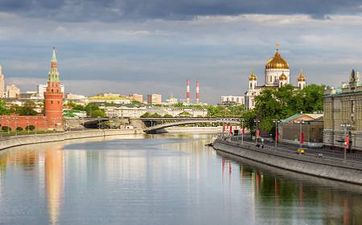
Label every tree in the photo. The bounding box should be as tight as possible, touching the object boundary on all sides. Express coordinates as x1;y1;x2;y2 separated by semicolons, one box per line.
251;84;325;132
13;100;37;116
0;100;10;115
85;103;106;117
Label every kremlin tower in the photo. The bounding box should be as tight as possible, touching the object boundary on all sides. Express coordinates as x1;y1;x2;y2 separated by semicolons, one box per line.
44;48;63;129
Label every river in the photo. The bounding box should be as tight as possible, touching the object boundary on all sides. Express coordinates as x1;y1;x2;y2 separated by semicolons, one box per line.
0;134;361;225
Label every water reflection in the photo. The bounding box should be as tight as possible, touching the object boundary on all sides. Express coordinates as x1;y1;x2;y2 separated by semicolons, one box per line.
233;160;362;225
0;135;360;225
45;144;64;225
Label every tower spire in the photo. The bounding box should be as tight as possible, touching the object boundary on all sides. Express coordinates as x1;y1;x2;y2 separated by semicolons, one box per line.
48;47;60;82
52;47;57;62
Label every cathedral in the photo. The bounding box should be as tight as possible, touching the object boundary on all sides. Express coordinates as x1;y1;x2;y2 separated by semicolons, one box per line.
244;47;307;109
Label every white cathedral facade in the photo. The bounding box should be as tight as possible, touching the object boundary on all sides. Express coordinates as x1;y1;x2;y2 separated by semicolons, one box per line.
244;48;307;109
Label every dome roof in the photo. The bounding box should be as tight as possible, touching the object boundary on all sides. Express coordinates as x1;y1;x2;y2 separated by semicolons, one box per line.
249;72;257;81
297;72;306;82
279;73;287;81
265;50;289;70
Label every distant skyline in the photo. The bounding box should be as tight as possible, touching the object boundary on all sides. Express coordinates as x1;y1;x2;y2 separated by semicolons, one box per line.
2;1;362;103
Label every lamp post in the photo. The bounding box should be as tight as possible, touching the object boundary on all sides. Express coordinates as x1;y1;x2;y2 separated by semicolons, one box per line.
298;120;305;149
341;123;351;162
254;119;260;144
241;118;244;144
273;120;281;148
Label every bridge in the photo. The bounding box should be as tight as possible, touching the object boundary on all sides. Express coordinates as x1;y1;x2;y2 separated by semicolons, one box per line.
142;117;240;133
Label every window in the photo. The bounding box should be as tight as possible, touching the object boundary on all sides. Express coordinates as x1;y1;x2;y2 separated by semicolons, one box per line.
51;100;53;104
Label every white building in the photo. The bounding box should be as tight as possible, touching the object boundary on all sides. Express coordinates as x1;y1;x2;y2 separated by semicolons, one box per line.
6;84;20;98
220;96;244;105
244;47;306;109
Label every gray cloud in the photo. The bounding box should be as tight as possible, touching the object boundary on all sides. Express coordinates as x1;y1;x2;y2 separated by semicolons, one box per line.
0;0;362;21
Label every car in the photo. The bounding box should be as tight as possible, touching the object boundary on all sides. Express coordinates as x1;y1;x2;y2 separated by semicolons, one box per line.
297;148;305;154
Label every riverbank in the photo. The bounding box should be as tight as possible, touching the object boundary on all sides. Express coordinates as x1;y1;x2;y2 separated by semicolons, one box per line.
0;129;144;151
213;138;362;185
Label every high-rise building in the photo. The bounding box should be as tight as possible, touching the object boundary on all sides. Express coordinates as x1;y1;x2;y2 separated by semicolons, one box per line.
0;65;5;98
44;48;63;129
147;94;162;105
6;84;20;98
129;93;143;103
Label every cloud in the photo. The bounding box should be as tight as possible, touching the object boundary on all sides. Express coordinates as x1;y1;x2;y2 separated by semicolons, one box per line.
0;0;362;22
1;6;362;103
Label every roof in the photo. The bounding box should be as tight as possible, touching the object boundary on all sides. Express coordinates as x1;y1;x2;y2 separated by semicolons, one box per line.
281;113;323;124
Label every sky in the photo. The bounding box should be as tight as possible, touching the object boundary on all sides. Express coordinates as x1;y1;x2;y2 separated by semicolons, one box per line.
1;0;362;103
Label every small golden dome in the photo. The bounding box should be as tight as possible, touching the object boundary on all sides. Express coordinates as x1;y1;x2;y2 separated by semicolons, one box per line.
265;50;289;70
279;73;287;81
249;72;257;81
297;72;306;82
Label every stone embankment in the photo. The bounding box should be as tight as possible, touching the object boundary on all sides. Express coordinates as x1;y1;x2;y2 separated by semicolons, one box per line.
0;129;144;151
213;138;362;185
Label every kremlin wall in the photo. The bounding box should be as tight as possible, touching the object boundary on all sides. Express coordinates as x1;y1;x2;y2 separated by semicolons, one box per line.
0;48;63;131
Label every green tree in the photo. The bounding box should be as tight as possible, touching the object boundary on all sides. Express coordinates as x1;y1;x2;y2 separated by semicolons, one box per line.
85;103;106;117
14;100;37;116
0;100;10;115
252;84;324;132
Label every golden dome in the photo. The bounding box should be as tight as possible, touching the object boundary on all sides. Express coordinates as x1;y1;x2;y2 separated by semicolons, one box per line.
297;72;306;82
249;72;257;81
279;73;287;81
265;50;289;70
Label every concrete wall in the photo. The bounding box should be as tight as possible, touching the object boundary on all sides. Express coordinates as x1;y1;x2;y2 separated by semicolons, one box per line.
0;129;144;151
213;139;362;185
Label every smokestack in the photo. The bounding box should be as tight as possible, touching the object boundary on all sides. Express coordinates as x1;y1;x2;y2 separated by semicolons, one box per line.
196;80;200;104
186;80;190;103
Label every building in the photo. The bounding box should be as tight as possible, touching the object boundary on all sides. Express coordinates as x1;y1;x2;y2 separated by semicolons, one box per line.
37;83;64;99
65;93;87;101
147;94;162;105
324;69;362;151
244;46;307;109
278;113;324;147
165;96;178;105
0;48;64;131
18;91;38;100
220;96;244;105
0;65;5;98
129;93;143;103
44;48;64;129
6;84;20;98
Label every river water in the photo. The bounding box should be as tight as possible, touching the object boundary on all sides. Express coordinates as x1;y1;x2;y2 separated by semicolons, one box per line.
0;134;361;225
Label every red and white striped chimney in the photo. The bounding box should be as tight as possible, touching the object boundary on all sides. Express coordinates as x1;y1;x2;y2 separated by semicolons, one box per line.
196;80;200;104
186;80;190;104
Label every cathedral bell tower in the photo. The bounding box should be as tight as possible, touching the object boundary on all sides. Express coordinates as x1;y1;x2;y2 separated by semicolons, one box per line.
44;48;63;129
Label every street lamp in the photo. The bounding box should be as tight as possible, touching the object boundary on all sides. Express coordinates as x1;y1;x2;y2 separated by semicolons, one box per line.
254;119;260;144
273;119;281;148
297;120;305;149
341;123;351;162
241;118;245;144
